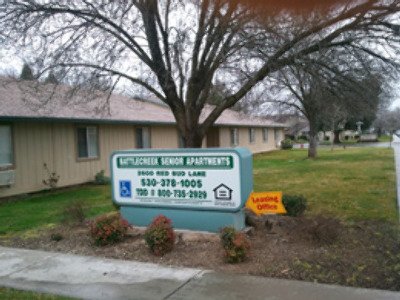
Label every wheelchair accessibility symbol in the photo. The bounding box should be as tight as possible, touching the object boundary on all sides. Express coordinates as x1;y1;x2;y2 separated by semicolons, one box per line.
119;180;132;198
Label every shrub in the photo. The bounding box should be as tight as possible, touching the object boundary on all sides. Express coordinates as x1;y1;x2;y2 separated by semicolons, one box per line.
62;200;86;225
283;194;307;217
285;134;295;140
220;227;250;263
144;215;175;256
50;233;63;242
295;138;308;144
42;163;60;189
298;135;309;141
94;170;110;185
308;216;341;244
90;212;130;246
281;139;294;150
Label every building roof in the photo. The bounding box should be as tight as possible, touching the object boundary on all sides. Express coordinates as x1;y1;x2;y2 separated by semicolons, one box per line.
0;77;285;128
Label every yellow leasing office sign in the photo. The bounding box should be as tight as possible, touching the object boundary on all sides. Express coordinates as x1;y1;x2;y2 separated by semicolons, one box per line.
246;191;287;215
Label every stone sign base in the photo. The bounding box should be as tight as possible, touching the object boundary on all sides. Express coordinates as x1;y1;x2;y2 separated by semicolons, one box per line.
121;206;245;233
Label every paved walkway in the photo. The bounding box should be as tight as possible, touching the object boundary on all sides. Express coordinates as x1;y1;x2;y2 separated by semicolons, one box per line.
293;141;391;149
0;247;399;300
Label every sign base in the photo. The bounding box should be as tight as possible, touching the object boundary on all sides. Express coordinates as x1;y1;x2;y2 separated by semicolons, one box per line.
121;206;245;233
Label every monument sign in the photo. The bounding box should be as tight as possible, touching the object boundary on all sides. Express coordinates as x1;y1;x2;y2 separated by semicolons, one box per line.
111;148;253;232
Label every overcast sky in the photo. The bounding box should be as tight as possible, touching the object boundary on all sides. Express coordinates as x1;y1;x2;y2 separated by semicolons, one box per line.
1;48;400;110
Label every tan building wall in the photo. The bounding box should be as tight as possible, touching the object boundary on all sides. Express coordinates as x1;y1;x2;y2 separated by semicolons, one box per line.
0;122;283;198
150;125;179;149
219;127;283;153
1;122;138;198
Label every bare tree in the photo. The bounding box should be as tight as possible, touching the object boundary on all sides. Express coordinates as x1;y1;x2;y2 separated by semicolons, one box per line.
268;53;386;158
1;0;399;147
374;108;400;146
320;72;385;142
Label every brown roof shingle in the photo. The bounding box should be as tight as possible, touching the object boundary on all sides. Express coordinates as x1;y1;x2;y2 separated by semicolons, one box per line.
0;77;285;128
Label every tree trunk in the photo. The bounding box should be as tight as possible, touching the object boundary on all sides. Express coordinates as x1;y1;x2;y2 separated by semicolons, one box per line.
184;130;204;148
331;120;335;151
184;113;205;148
172;104;205;148
308;124;318;159
334;130;341;144
308;134;318;158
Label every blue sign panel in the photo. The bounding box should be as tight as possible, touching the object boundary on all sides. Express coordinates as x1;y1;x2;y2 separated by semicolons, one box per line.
119;180;132;198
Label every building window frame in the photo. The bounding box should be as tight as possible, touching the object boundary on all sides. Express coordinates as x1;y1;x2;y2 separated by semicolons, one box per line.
249;128;256;144
0;123;15;170
230;128;239;146
136;127;151;149
262;128;269;143
76;125;100;161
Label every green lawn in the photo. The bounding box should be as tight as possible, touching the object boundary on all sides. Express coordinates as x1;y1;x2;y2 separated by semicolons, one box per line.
378;135;392;142
254;148;397;222
0;287;74;299
0;185;114;237
0;147;397;237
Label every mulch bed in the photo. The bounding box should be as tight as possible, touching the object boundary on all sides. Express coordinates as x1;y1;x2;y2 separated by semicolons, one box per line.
1;215;399;291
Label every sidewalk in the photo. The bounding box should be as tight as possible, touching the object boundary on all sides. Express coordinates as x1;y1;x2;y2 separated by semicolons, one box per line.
0;247;399;300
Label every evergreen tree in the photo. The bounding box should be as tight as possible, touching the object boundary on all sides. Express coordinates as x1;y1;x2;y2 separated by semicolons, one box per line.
20;63;34;80
44;72;58;84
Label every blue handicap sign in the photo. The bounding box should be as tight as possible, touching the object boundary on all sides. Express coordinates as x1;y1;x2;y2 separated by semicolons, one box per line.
119;180;132;198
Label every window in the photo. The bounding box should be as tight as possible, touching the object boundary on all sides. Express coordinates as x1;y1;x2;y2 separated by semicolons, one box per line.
249;128;256;143
136;127;151;149
263;128;269;143
230;128;239;146
77;126;99;159
274;128;281;142
0;125;13;168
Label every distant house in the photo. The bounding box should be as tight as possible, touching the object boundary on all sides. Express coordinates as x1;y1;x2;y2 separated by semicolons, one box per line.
272;114;309;140
318;130;378;143
0;78;285;197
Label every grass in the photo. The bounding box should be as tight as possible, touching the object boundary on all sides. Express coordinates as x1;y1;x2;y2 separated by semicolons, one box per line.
378;135;392;142
0;147;397;237
340;139;359;145
254;147;397;222
0;185;114;237
294;138;308;144
0;287;74;299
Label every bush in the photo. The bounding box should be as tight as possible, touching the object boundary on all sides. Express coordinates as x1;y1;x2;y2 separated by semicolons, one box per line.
220;227;250;263
298;135;309;141
90;212;130;246
285;134;295;140
50;233;63;242
42;163;60;189
144;215;175;256
281;139;294;150
283;194;307;217
94;170;110;185
308;216;341;244
295;138;308;144
62;200;86;225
